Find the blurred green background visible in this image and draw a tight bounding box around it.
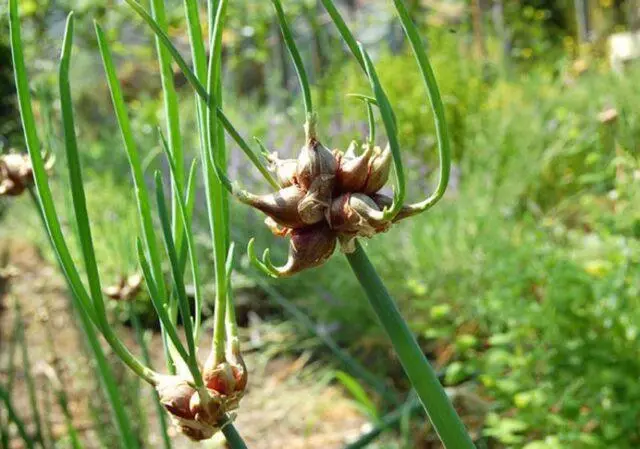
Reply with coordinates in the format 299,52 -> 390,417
1,0 -> 640,448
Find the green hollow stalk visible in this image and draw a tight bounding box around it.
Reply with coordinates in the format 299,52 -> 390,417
149,0 -> 185,238
150,0 -> 186,373
221,421 -> 248,449
346,241 -> 475,449
59,13 -> 157,386
271,0 -> 313,118
205,0 -> 230,366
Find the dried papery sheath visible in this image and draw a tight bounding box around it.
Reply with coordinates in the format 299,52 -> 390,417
266,152 -> 298,187
271,223 -> 337,277
236,185 -> 315,229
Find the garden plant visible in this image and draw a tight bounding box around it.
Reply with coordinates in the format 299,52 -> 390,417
5,0 -> 478,447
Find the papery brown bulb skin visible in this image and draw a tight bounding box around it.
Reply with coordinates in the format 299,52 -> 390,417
362,146 -> 392,193
238,185 -> 319,229
334,144 -> 392,194
335,146 -> 372,193
297,175 -> 334,225
203,362 -> 237,396
277,223 -> 337,277
328,193 -> 390,236
296,139 -> 337,192
155,375 -> 197,421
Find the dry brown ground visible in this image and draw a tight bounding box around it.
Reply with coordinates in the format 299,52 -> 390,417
0,238 -> 368,449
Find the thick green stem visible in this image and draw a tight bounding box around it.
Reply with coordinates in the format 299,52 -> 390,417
221,421 -> 248,449
346,241 -> 475,449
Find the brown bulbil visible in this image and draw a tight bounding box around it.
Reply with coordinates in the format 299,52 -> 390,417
237,185 -> 314,229
335,144 -> 392,194
363,146 -> 392,193
276,223 -> 337,277
203,361 -> 237,396
335,145 -> 372,193
297,174 -> 334,224
328,193 -> 389,237
296,139 -> 337,193
156,376 -> 198,421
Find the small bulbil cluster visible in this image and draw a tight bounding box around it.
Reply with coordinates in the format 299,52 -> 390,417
0,152 -> 54,197
239,122 -> 412,277
156,355 -> 247,441
0,152 -> 34,196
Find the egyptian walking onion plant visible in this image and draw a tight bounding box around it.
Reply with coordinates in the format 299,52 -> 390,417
7,0 -> 475,446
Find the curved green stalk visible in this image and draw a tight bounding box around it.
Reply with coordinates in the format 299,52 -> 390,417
154,174 -> 204,389
319,0 -> 365,70
391,0 -> 451,213
60,13 -> 157,386
326,0 -> 452,215
271,0 -> 314,119
160,144 -> 204,343
95,22 -> 168,309
10,0 -> 98,326
346,241 -> 474,448
358,43 -> 406,220
135,239 -> 191,366
150,0 -> 185,248
349,94 -> 377,146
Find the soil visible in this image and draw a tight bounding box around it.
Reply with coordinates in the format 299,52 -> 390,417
0,238 -> 368,449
